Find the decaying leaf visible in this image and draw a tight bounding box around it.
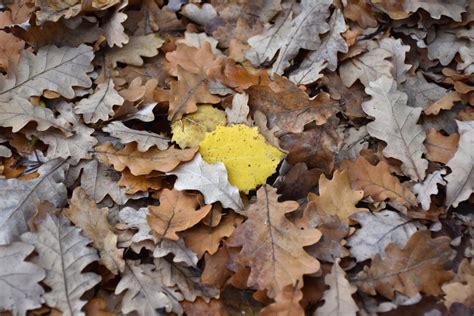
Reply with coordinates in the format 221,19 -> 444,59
260,284 -> 304,316
199,125 -> 284,192
362,76 -> 428,181
103,121 -> 169,151
108,33 -> 164,67
412,169 -> 447,210
425,129 -> 459,164
225,93 -> 250,125
64,187 -> 124,274
355,230 -> 455,299
228,185 -> 321,298
168,153 -> 243,211
0,241 -> 45,316
316,258 -> 359,316
21,214 -> 101,316
147,189 -> 211,240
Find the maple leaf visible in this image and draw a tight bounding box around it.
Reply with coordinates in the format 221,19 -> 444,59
445,120 -> 474,208
228,185 -> 321,298
0,241 -> 45,316
171,105 -> 226,148
362,76 -> 428,181
0,159 -> 68,245
21,214 -> 101,316
305,170 -> 367,223
0,45 -> 94,102
355,230 -> 455,299
167,153 -> 243,211
147,188 -> 212,240
64,187 -> 125,274
316,258 -> 359,316
94,143 -> 197,176
199,124 -> 284,193
341,156 -> 418,211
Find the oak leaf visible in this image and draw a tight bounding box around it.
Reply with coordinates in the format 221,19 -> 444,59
94,143 -> 197,176
64,187 -> 125,274
83,298 -> 115,316
355,230 -> 455,299
199,125 -> 284,193
225,93 -> 250,125
118,169 -> 162,194
307,170 -> 366,223
167,153 -> 244,211
0,45 -> 94,102
445,120 -> 474,208
379,37 -> 411,83
341,156 -> 418,211
412,170 -> 447,210
168,67 -> 220,121
362,76 -> 428,181
402,72 -> 449,109
154,239 -> 199,268
165,42 -> 217,77
108,33 -> 164,67
102,6 -> 129,48
0,241 -> 45,316
316,258 -> 359,316
74,79 -> 124,124
147,189 -> 212,240
260,284 -> 304,316
347,210 -> 418,262
372,0 -> 467,21
228,185 -> 321,298
425,129 -> 459,164
21,214 -> 102,316
171,105 -> 226,148
103,121 -> 169,151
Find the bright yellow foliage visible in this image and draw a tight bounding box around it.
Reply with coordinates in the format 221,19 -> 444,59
171,105 -> 226,148
199,124 -> 284,193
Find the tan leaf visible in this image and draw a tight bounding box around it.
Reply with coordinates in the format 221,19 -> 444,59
228,185 -> 321,297
165,42 -> 217,77
308,170 -> 366,223
339,48 -> 393,87
341,156 -> 418,211
108,33 -> 164,67
147,189 -> 212,241
355,230 -> 455,299
74,79 -> 124,124
103,121 -> 169,151
168,67 -> 220,121
445,121 -> 474,208
260,284 -> 305,316
424,91 -> 461,115
201,246 -> 232,289
83,298 -> 115,316
0,44 -> 94,102
316,258 -> 359,316
184,212 -> 243,258
64,187 -> 125,274
0,12 -> 24,72
425,129 -> 459,164
442,276 -> 474,309
102,6 -> 129,48
362,76 -> 428,181
118,169 -> 162,194
94,143 -> 197,176
343,0 -> 378,28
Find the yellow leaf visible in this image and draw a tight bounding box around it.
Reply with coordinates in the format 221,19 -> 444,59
199,124 -> 284,193
171,105 -> 226,148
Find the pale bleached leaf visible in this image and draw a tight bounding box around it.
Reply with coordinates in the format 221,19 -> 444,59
316,258 -> 358,316
103,121 -> 169,151
402,72 -> 448,109
445,120 -> 474,208
154,239 -> 198,268
102,7 -> 129,48
427,29 -> 471,66
379,37 -> 411,83
0,45 -> 93,102
0,159 -> 68,245
167,153 -> 243,211
347,210 -> 418,262
119,206 -> 155,244
0,145 -> 11,157
0,242 -> 45,316
412,169 -> 447,210
74,79 -> 124,124
362,76 -> 428,181
108,33 -> 164,67
21,214 -> 101,316
225,93 -> 250,124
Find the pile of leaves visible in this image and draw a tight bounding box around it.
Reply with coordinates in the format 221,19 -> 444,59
0,0 -> 473,315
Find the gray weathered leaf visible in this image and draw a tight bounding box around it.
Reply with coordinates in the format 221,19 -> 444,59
402,72 -> 448,109
412,169 -> 447,210
225,93 -> 250,124
154,239 -> 199,268
115,260 -> 183,315
74,79 -> 124,124
21,214 -> 101,316
427,29 -> 471,66
119,206 -> 155,244
379,37 -> 411,83
108,33 -> 164,67
0,242 -> 45,316
167,153 -> 243,211
347,210 -> 418,262
0,159 -> 68,245
103,121 -> 169,151
445,120 -> 474,208
102,7 -> 129,48
362,76 -> 428,181
0,45 -> 93,102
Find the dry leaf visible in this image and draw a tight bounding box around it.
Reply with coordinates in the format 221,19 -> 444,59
425,129 -> 459,164
225,93 -> 250,124
228,185 -> 321,298
260,284 -> 304,316
412,170 -> 447,210
108,33 -> 164,67
103,121 -> 169,151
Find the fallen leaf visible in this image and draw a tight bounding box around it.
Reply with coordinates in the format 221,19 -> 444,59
412,170 -> 447,210
103,121 -> 169,151
225,93 -> 250,124
425,129 -> 459,164
107,33 -> 164,67
228,185 -> 321,298
118,169 -> 162,194
83,297 -> 116,316
260,284 -> 304,316
147,188 -> 212,240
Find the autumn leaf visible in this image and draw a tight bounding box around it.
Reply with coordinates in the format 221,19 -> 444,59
228,185 -> 321,298
103,121 -> 170,151
147,189 -> 212,240
199,124 -> 284,193
107,33 -> 164,67
425,128 -> 459,164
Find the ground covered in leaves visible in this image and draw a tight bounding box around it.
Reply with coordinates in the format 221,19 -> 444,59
0,0 -> 473,315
